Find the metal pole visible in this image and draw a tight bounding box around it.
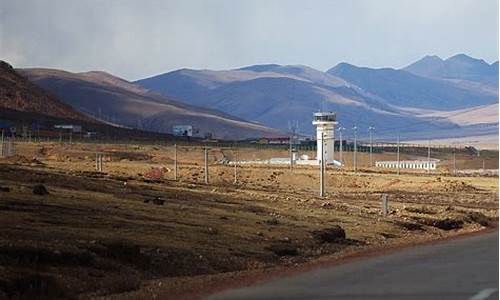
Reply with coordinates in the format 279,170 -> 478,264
339,128 -> 343,165
289,135 -> 293,172
353,126 -> 357,172
204,148 -> 209,184
320,132 -> 325,197
96,153 -> 99,171
397,134 -> 400,176
99,154 -> 103,172
427,139 -> 431,173
234,149 -> 238,184
174,144 -> 178,181
368,126 -> 375,167
453,148 -> 456,175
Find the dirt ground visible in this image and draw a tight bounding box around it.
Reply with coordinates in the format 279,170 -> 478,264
0,142 -> 498,300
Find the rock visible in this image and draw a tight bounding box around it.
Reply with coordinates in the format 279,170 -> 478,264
264,218 -> 279,226
312,225 -> 346,243
33,184 -> 49,195
416,217 -> 463,230
207,227 -> 218,235
465,211 -> 493,227
267,243 -> 298,256
393,220 -> 423,231
432,218 -> 463,230
152,197 -> 165,205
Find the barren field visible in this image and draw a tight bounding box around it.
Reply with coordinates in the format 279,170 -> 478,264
0,142 -> 498,300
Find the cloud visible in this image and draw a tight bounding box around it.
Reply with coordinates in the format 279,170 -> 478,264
0,0 -> 497,80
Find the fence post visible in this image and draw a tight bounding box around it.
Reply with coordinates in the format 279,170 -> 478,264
381,194 -> 388,216
0,130 -> 3,157
95,153 -> 99,171
96,153 -> 103,172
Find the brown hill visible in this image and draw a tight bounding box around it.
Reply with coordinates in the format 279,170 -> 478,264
0,61 -> 89,122
19,68 -> 280,140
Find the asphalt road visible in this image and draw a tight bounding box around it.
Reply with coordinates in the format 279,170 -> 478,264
206,231 -> 498,300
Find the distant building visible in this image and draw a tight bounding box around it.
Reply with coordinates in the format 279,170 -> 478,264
173,125 -> 193,137
54,124 -> 82,133
375,160 -> 438,170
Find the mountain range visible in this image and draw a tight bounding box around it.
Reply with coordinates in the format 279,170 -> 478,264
135,54 -> 498,140
1,53 -> 497,142
17,68 -> 279,139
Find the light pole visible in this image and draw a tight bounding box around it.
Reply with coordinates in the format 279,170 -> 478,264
337,126 -> 345,166
353,126 -> 358,172
453,147 -> 456,175
427,140 -> 431,173
397,133 -> 400,176
320,132 -> 325,197
368,126 -> 375,167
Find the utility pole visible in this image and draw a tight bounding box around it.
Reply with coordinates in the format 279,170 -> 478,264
320,132 -> 325,197
234,149 -> 238,184
289,135 -> 293,172
337,126 -> 345,166
174,144 -> 178,181
397,134 -> 400,176
353,126 -> 358,172
427,139 -> 431,173
204,148 -> 209,184
368,126 -> 375,167
453,147 -> 456,175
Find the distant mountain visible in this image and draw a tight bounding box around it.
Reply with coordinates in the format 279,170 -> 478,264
327,62 -> 497,110
403,54 -> 498,87
135,58 -> 498,140
19,68 -> 280,140
135,64 -> 467,137
0,61 -> 90,122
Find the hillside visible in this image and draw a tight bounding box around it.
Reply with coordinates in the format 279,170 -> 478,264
19,68 -> 280,140
137,66 -> 454,136
0,61 -> 90,122
327,62 -> 497,110
404,54 -> 498,87
135,58 -> 498,139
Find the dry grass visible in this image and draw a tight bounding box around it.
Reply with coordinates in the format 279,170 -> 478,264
0,142 -> 497,299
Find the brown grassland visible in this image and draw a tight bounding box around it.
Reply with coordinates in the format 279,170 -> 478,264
0,142 -> 497,299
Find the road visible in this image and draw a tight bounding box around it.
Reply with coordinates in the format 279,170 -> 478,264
206,231 -> 498,300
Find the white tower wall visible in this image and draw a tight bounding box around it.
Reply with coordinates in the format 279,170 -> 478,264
312,112 -> 337,164
316,124 -> 335,163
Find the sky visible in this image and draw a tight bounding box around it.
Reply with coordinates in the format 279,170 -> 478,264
0,0 -> 498,80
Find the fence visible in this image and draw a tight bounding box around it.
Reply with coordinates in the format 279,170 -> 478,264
0,137 -> 15,157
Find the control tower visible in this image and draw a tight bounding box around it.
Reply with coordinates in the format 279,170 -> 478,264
312,112 -> 337,164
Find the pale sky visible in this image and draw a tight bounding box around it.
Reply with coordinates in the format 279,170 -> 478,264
0,0 -> 498,80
